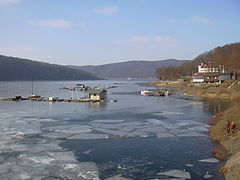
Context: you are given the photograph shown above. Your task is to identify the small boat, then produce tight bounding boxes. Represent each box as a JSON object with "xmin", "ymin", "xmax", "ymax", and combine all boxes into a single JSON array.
[
  {"xmin": 48, "ymin": 97, "xmax": 58, "ymax": 101},
  {"xmin": 28, "ymin": 94, "xmax": 41, "ymax": 100},
  {"xmin": 141, "ymin": 90, "xmax": 155, "ymax": 96}
]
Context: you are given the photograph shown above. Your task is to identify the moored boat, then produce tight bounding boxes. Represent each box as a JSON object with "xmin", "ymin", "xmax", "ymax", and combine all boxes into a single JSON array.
[{"xmin": 140, "ymin": 90, "xmax": 155, "ymax": 96}]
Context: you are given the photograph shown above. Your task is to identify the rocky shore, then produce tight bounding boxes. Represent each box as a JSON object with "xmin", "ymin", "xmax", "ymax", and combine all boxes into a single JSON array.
[{"xmin": 149, "ymin": 80, "xmax": 240, "ymax": 180}]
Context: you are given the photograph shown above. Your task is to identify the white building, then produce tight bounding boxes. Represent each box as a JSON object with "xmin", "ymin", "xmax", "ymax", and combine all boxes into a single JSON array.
[{"xmin": 198, "ymin": 62, "xmax": 225, "ymax": 73}]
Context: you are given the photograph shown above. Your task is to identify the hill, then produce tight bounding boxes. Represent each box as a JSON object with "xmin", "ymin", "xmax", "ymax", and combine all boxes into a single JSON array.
[
  {"xmin": 156, "ymin": 42, "xmax": 240, "ymax": 80},
  {"xmin": 0, "ymin": 55, "xmax": 99, "ymax": 81},
  {"xmin": 69, "ymin": 59, "xmax": 188, "ymax": 79}
]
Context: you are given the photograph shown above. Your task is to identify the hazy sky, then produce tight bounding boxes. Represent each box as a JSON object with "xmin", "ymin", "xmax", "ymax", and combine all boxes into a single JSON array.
[{"xmin": 0, "ymin": 0, "xmax": 239, "ymax": 65}]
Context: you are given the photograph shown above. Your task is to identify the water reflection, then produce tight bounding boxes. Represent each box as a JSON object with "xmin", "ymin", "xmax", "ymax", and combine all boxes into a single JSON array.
[
  {"xmin": 89, "ymin": 101, "xmax": 107, "ymax": 109},
  {"xmin": 205, "ymin": 102, "xmax": 229, "ymax": 114}
]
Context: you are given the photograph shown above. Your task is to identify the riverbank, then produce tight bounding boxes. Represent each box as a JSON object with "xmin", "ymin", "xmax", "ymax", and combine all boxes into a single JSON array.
[{"xmin": 150, "ymin": 80, "xmax": 240, "ymax": 180}]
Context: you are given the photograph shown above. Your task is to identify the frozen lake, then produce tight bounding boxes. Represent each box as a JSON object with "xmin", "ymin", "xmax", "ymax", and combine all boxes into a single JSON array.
[{"xmin": 0, "ymin": 80, "xmax": 225, "ymax": 180}]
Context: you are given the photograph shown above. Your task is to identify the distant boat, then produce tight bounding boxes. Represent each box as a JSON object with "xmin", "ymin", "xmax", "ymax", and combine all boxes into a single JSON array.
[
  {"xmin": 28, "ymin": 76, "xmax": 41, "ymax": 100},
  {"xmin": 28, "ymin": 94, "xmax": 41, "ymax": 100},
  {"xmin": 141, "ymin": 90, "xmax": 155, "ymax": 96}
]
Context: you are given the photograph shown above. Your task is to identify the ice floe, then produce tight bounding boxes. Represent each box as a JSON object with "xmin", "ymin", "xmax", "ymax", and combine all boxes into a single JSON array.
[
  {"xmin": 95, "ymin": 128, "xmax": 128, "ymax": 137},
  {"xmin": 157, "ymin": 169, "xmax": 191, "ymax": 179},
  {"xmin": 48, "ymin": 162, "xmax": 100, "ymax": 180},
  {"xmin": 9, "ymin": 143, "xmax": 62, "ymax": 153},
  {"xmin": 68, "ymin": 133, "xmax": 109, "ymax": 140},
  {"xmin": 43, "ymin": 124, "xmax": 92, "ymax": 134},
  {"xmin": 185, "ymin": 163, "xmax": 194, "ymax": 167},
  {"xmin": 92, "ymin": 119, "xmax": 125, "ymax": 123},
  {"xmin": 0, "ymin": 106, "xmax": 214, "ymax": 179},
  {"xmin": 178, "ymin": 132, "xmax": 207, "ymax": 137},
  {"xmin": 203, "ymin": 172, "xmax": 213, "ymax": 179},
  {"xmin": 198, "ymin": 158, "xmax": 220, "ymax": 163},
  {"xmin": 82, "ymin": 149, "xmax": 95, "ymax": 155},
  {"xmin": 104, "ymin": 174, "xmax": 133, "ymax": 180},
  {"xmin": 41, "ymin": 132, "xmax": 73, "ymax": 139},
  {"xmin": 155, "ymin": 132, "xmax": 175, "ymax": 138},
  {"xmin": 0, "ymin": 112, "xmax": 101, "ymax": 179}
]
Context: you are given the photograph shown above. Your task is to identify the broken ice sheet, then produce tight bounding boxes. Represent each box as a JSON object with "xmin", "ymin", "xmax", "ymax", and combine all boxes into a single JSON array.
[
  {"xmin": 178, "ymin": 132, "xmax": 207, "ymax": 137},
  {"xmin": 41, "ymin": 132, "xmax": 73, "ymax": 139},
  {"xmin": 92, "ymin": 119, "xmax": 125, "ymax": 123},
  {"xmin": 175, "ymin": 120, "xmax": 206, "ymax": 127},
  {"xmin": 118, "ymin": 126, "xmax": 136, "ymax": 132},
  {"xmin": 19, "ymin": 154, "xmax": 56, "ymax": 165},
  {"xmin": 198, "ymin": 158, "xmax": 220, "ymax": 163},
  {"xmin": 157, "ymin": 169, "xmax": 191, "ymax": 179},
  {"xmin": 147, "ymin": 119, "xmax": 169, "ymax": 129},
  {"xmin": 153, "ymin": 111, "xmax": 184, "ymax": 117},
  {"xmin": 0, "ymin": 162, "xmax": 12, "ymax": 174},
  {"xmin": 91, "ymin": 124, "xmax": 122, "ymax": 130},
  {"xmin": 48, "ymin": 162, "xmax": 100, "ymax": 180},
  {"xmin": 95, "ymin": 128, "xmax": 128, "ymax": 136},
  {"xmin": 42, "ymin": 124, "xmax": 92, "ymax": 134},
  {"xmin": 11, "ymin": 121, "xmax": 42, "ymax": 135},
  {"xmin": 9, "ymin": 143, "xmax": 62, "ymax": 153},
  {"xmin": 188, "ymin": 126, "xmax": 209, "ymax": 132},
  {"xmin": 138, "ymin": 126, "xmax": 167, "ymax": 133},
  {"xmin": 47, "ymin": 151, "xmax": 76, "ymax": 162},
  {"xmin": 155, "ymin": 132, "xmax": 175, "ymax": 138},
  {"xmin": 170, "ymin": 129, "xmax": 189, "ymax": 135},
  {"xmin": 38, "ymin": 118, "xmax": 56, "ymax": 122},
  {"xmin": 104, "ymin": 174, "xmax": 133, "ymax": 180},
  {"xmin": 127, "ymin": 130, "xmax": 149, "ymax": 137},
  {"xmin": 118, "ymin": 122, "xmax": 144, "ymax": 127},
  {"xmin": 67, "ymin": 133, "xmax": 109, "ymax": 140}
]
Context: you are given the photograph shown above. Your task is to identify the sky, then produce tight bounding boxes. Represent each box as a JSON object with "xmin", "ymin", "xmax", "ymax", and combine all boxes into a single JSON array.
[{"xmin": 0, "ymin": 0, "xmax": 239, "ymax": 65}]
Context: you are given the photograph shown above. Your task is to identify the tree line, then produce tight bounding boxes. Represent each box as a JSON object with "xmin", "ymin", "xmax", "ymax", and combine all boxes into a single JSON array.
[{"xmin": 156, "ymin": 42, "xmax": 240, "ymax": 80}]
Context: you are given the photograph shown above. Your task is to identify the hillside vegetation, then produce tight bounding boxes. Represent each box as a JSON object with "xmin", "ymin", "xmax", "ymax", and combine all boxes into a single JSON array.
[
  {"xmin": 70, "ymin": 59, "xmax": 188, "ymax": 79},
  {"xmin": 0, "ymin": 55, "xmax": 99, "ymax": 81},
  {"xmin": 156, "ymin": 42, "xmax": 240, "ymax": 80}
]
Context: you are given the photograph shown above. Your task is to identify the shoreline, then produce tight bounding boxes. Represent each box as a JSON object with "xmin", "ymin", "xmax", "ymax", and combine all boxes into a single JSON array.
[{"xmin": 149, "ymin": 80, "xmax": 240, "ymax": 180}]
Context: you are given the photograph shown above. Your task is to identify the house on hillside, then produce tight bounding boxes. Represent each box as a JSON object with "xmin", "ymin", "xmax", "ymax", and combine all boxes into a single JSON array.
[
  {"xmin": 192, "ymin": 62, "xmax": 229, "ymax": 83},
  {"xmin": 198, "ymin": 61, "xmax": 225, "ymax": 73},
  {"xmin": 88, "ymin": 89, "xmax": 107, "ymax": 101}
]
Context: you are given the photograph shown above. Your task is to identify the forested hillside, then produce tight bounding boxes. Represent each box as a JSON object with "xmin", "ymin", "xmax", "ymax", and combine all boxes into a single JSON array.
[
  {"xmin": 70, "ymin": 59, "xmax": 188, "ymax": 79},
  {"xmin": 156, "ymin": 42, "xmax": 240, "ymax": 80},
  {"xmin": 0, "ymin": 55, "xmax": 99, "ymax": 81}
]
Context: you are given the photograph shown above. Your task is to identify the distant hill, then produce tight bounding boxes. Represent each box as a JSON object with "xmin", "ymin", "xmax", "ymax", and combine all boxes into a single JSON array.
[
  {"xmin": 69, "ymin": 59, "xmax": 188, "ymax": 79},
  {"xmin": 0, "ymin": 55, "xmax": 99, "ymax": 81},
  {"xmin": 156, "ymin": 42, "xmax": 240, "ymax": 80}
]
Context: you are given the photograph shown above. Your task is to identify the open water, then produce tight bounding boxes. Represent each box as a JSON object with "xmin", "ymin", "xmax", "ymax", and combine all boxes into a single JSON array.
[{"xmin": 0, "ymin": 80, "xmax": 225, "ymax": 180}]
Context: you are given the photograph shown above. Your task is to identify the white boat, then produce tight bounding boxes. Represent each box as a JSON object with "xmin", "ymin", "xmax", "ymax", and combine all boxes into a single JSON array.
[
  {"xmin": 141, "ymin": 90, "xmax": 155, "ymax": 96},
  {"xmin": 48, "ymin": 97, "xmax": 58, "ymax": 101}
]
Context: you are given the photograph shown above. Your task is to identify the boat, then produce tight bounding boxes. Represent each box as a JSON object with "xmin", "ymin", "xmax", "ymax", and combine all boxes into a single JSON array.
[
  {"xmin": 48, "ymin": 97, "xmax": 58, "ymax": 102},
  {"xmin": 28, "ymin": 94, "xmax": 41, "ymax": 100},
  {"xmin": 140, "ymin": 90, "xmax": 155, "ymax": 96}
]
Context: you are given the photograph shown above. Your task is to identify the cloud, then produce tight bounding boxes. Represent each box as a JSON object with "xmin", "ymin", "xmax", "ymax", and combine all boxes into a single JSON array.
[
  {"xmin": 94, "ymin": 6, "xmax": 119, "ymax": 14},
  {"xmin": 192, "ymin": 16, "xmax": 212, "ymax": 24},
  {"xmin": 30, "ymin": 19, "xmax": 86, "ymax": 29},
  {"xmin": 35, "ymin": 19, "xmax": 72, "ymax": 28},
  {"xmin": 0, "ymin": 0, "xmax": 21, "ymax": 5},
  {"xmin": 116, "ymin": 36, "xmax": 176, "ymax": 45}
]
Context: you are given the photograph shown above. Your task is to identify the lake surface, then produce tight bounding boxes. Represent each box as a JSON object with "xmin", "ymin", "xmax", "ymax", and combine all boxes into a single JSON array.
[{"xmin": 0, "ymin": 80, "xmax": 224, "ymax": 180}]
